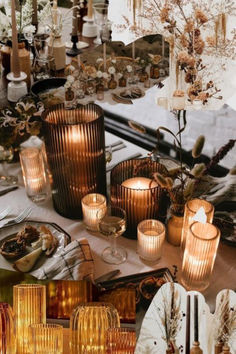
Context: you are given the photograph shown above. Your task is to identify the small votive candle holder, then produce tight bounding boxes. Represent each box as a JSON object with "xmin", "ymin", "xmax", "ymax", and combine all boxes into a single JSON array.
[
  {"xmin": 29, "ymin": 324, "xmax": 63, "ymax": 354},
  {"xmin": 0, "ymin": 302, "xmax": 16, "ymax": 354},
  {"xmin": 181, "ymin": 199, "xmax": 214, "ymax": 253},
  {"xmin": 81, "ymin": 193, "xmax": 107, "ymax": 231},
  {"xmin": 137, "ymin": 219, "xmax": 165, "ymax": 262},
  {"xmin": 181, "ymin": 221, "xmax": 220, "ymax": 291},
  {"xmin": 13, "ymin": 284, "xmax": 46, "ymax": 354},
  {"xmin": 20, "ymin": 147, "xmax": 49, "ymax": 203},
  {"xmin": 106, "ymin": 327, "xmax": 136, "ymax": 353}
]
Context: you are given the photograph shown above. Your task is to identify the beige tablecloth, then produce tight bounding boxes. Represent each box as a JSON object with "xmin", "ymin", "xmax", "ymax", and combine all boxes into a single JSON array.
[{"xmin": 0, "ymin": 132, "xmax": 235, "ymax": 312}]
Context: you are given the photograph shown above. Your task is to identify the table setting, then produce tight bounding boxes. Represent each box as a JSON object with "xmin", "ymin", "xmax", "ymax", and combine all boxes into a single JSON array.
[{"xmin": 0, "ymin": 0, "xmax": 236, "ymax": 353}]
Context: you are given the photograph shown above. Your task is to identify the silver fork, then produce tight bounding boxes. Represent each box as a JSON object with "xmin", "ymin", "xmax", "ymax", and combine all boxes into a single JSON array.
[
  {"xmin": 0, "ymin": 206, "xmax": 11, "ymax": 221},
  {"xmin": 2, "ymin": 207, "xmax": 32, "ymax": 227}
]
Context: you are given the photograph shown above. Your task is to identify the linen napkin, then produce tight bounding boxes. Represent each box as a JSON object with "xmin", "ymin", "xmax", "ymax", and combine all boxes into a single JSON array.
[{"xmin": 34, "ymin": 238, "xmax": 94, "ymax": 281}]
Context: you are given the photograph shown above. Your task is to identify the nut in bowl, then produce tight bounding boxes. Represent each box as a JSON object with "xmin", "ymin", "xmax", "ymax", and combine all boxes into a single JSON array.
[{"xmin": 0, "ymin": 221, "xmax": 70, "ymax": 277}]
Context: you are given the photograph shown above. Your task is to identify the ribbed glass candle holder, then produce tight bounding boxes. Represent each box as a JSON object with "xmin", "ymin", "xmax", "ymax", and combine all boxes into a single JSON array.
[
  {"xmin": 0, "ymin": 302, "xmax": 16, "ymax": 354},
  {"xmin": 70, "ymin": 302, "xmax": 120, "ymax": 354},
  {"xmin": 181, "ymin": 199, "xmax": 214, "ymax": 253},
  {"xmin": 20, "ymin": 147, "xmax": 49, "ymax": 203},
  {"xmin": 13, "ymin": 284, "xmax": 46, "ymax": 354},
  {"xmin": 137, "ymin": 219, "xmax": 165, "ymax": 262},
  {"xmin": 41, "ymin": 104, "xmax": 107, "ymax": 219},
  {"xmin": 106, "ymin": 328, "xmax": 136, "ymax": 353},
  {"xmin": 181, "ymin": 222, "xmax": 220, "ymax": 291},
  {"xmin": 82, "ymin": 193, "xmax": 107, "ymax": 231},
  {"xmin": 110, "ymin": 158, "xmax": 166, "ymax": 239},
  {"xmin": 46, "ymin": 280, "xmax": 93, "ymax": 319},
  {"xmin": 29, "ymin": 324, "xmax": 63, "ymax": 354}
]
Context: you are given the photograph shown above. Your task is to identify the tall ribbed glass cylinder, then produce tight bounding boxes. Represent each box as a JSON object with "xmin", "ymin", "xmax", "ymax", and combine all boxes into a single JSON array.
[
  {"xmin": 181, "ymin": 222, "xmax": 220, "ymax": 291},
  {"xmin": 0, "ymin": 302, "xmax": 16, "ymax": 354},
  {"xmin": 41, "ymin": 104, "xmax": 106, "ymax": 218},
  {"xmin": 181, "ymin": 199, "xmax": 214, "ymax": 253},
  {"xmin": 13, "ymin": 284, "xmax": 46, "ymax": 354},
  {"xmin": 70, "ymin": 303, "xmax": 120, "ymax": 354},
  {"xmin": 110, "ymin": 158, "xmax": 166, "ymax": 239},
  {"xmin": 28, "ymin": 324, "xmax": 63, "ymax": 354},
  {"xmin": 106, "ymin": 328, "xmax": 136, "ymax": 353}
]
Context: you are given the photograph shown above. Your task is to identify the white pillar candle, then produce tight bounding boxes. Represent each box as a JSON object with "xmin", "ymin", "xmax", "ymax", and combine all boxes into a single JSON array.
[
  {"xmin": 82, "ymin": 193, "xmax": 107, "ymax": 231},
  {"xmin": 138, "ymin": 219, "xmax": 165, "ymax": 262}
]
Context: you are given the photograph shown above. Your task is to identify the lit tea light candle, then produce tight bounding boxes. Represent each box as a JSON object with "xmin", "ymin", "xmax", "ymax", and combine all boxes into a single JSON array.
[
  {"xmin": 138, "ymin": 219, "xmax": 165, "ymax": 262},
  {"xmin": 181, "ymin": 221, "xmax": 220, "ymax": 291},
  {"xmin": 181, "ymin": 199, "xmax": 214, "ymax": 253},
  {"xmin": 82, "ymin": 193, "xmax": 107, "ymax": 231}
]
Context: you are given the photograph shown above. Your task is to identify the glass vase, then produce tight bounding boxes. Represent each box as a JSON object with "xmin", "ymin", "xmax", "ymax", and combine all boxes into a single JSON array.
[
  {"xmin": 41, "ymin": 104, "xmax": 107, "ymax": 219},
  {"xmin": 0, "ymin": 302, "xmax": 16, "ymax": 354},
  {"xmin": 70, "ymin": 302, "xmax": 120, "ymax": 354}
]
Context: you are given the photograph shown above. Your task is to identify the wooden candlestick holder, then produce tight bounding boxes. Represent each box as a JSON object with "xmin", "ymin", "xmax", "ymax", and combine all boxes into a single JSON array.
[{"xmin": 190, "ymin": 341, "xmax": 203, "ymax": 354}]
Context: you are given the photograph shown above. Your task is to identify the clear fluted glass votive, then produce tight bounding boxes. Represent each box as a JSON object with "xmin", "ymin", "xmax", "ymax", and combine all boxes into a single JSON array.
[
  {"xmin": 20, "ymin": 147, "xmax": 49, "ymax": 203},
  {"xmin": 181, "ymin": 199, "xmax": 214, "ymax": 253},
  {"xmin": 41, "ymin": 104, "xmax": 107, "ymax": 219},
  {"xmin": 106, "ymin": 328, "xmax": 136, "ymax": 353},
  {"xmin": 70, "ymin": 302, "xmax": 120, "ymax": 354},
  {"xmin": 29, "ymin": 324, "xmax": 63, "ymax": 354},
  {"xmin": 110, "ymin": 158, "xmax": 167, "ymax": 239},
  {"xmin": 181, "ymin": 221, "xmax": 220, "ymax": 291},
  {"xmin": 13, "ymin": 284, "xmax": 46, "ymax": 354},
  {"xmin": 0, "ymin": 302, "xmax": 16, "ymax": 354},
  {"xmin": 82, "ymin": 193, "xmax": 107, "ymax": 231},
  {"xmin": 138, "ymin": 219, "xmax": 165, "ymax": 262}
]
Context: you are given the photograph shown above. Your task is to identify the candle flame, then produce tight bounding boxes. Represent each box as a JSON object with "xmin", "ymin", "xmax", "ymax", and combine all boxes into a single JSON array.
[{"xmin": 193, "ymin": 207, "xmax": 207, "ymax": 224}]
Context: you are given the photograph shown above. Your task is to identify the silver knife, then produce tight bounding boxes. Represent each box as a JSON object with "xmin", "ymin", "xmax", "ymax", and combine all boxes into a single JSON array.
[
  {"xmin": 0, "ymin": 186, "xmax": 18, "ymax": 196},
  {"xmin": 106, "ymin": 152, "xmax": 142, "ymax": 173},
  {"xmin": 94, "ymin": 269, "xmax": 120, "ymax": 285}
]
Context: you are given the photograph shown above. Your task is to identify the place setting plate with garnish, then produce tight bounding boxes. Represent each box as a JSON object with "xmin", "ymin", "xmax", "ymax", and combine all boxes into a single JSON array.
[{"xmin": 0, "ymin": 221, "xmax": 71, "ymax": 277}]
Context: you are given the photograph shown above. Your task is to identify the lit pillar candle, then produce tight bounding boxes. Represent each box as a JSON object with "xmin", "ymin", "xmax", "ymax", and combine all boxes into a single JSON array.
[
  {"xmin": 82, "ymin": 193, "xmax": 107, "ymax": 231},
  {"xmin": 29, "ymin": 324, "xmax": 63, "ymax": 354},
  {"xmin": 181, "ymin": 221, "xmax": 220, "ymax": 291},
  {"xmin": 11, "ymin": 0, "xmax": 20, "ymax": 78},
  {"xmin": 72, "ymin": 0, "xmax": 79, "ymax": 36},
  {"xmin": 138, "ymin": 219, "xmax": 165, "ymax": 262},
  {"xmin": 87, "ymin": 0, "xmax": 93, "ymax": 19},
  {"xmin": 181, "ymin": 199, "xmax": 214, "ymax": 253}
]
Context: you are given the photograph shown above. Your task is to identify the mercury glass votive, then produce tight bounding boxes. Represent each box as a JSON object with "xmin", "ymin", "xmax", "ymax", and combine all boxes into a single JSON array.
[
  {"xmin": 106, "ymin": 328, "xmax": 136, "ymax": 353},
  {"xmin": 82, "ymin": 193, "xmax": 107, "ymax": 231},
  {"xmin": 20, "ymin": 147, "xmax": 49, "ymax": 203},
  {"xmin": 13, "ymin": 284, "xmax": 46, "ymax": 354},
  {"xmin": 70, "ymin": 302, "xmax": 120, "ymax": 354},
  {"xmin": 29, "ymin": 324, "xmax": 63, "ymax": 354},
  {"xmin": 0, "ymin": 302, "xmax": 16, "ymax": 354},
  {"xmin": 41, "ymin": 103, "xmax": 107, "ymax": 219},
  {"xmin": 181, "ymin": 221, "xmax": 220, "ymax": 291},
  {"xmin": 138, "ymin": 219, "xmax": 165, "ymax": 262},
  {"xmin": 181, "ymin": 199, "xmax": 214, "ymax": 253},
  {"xmin": 110, "ymin": 158, "xmax": 167, "ymax": 239}
]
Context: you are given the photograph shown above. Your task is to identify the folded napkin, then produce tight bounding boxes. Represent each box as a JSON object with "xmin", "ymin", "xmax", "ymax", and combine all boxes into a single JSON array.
[{"xmin": 33, "ymin": 238, "xmax": 94, "ymax": 281}]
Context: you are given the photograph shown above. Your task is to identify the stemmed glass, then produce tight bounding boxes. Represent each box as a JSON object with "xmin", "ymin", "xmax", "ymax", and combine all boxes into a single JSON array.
[
  {"xmin": 23, "ymin": 30, "xmax": 35, "ymax": 64},
  {"xmin": 93, "ymin": 3, "xmax": 109, "ymax": 45},
  {"xmin": 97, "ymin": 206, "xmax": 127, "ymax": 264},
  {"xmin": 0, "ymin": 146, "xmax": 18, "ymax": 186}
]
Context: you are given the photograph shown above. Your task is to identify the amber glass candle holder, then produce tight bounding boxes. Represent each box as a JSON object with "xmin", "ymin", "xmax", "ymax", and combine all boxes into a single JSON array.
[
  {"xmin": 110, "ymin": 158, "xmax": 166, "ymax": 239},
  {"xmin": 181, "ymin": 199, "xmax": 214, "ymax": 253},
  {"xmin": 181, "ymin": 222, "xmax": 220, "ymax": 291},
  {"xmin": 70, "ymin": 302, "xmax": 120, "ymax": 354},
  {"xmin": 82, "ymin": 193, "xmax": 107, "ymax": 231},
  {"xmin": 46, "ymin": 280, "xmax": 93, "ymax": 319},
  {"xmin": 137, "ymin": 219, "xmax": 165, "ymax": 262},
  {"xmin": 106, "ymin": 328, "xmax": 136, "ymax": 353},
  {"xmin": 13, "ymin": 284, "xmax": 46, "ymax": 354},
  {"xmin": 0, "ymin": 302, "xmax": 16, "ymax": 354},
  {"xmin": 29, "ymin": 324, "xmax": 63, "ymax": 354},
  {"xmin": 41, "ymin": 103, "xmax": 107, "ymax": 219}
]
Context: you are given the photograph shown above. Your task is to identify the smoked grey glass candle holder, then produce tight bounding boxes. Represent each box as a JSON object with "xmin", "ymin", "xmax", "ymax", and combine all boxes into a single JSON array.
[{"xmin": 41, "ymin": 104, "xmax": 106, "ymax": 218}]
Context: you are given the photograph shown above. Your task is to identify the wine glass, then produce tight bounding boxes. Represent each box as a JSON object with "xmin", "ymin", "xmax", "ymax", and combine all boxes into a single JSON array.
[
  {"xmin": 97, "ymin": 206, "xmax": 127, "ymax": 265},
  {"xmin": 24, "ymin": 30, "xmax": 35, "ymax": 63},
  {"xmin": 93, "ymin": 3, "xmax": 109, "ymax": 45},
  {"xmin": 0, "ymin": 146, "xmax": 18, "ymax": 186}
]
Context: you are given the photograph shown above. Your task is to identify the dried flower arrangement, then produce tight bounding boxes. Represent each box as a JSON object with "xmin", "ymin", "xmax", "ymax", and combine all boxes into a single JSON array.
[{"xmin": 119, "ymin": 0, "xmax": 236, "ymax": 106}]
